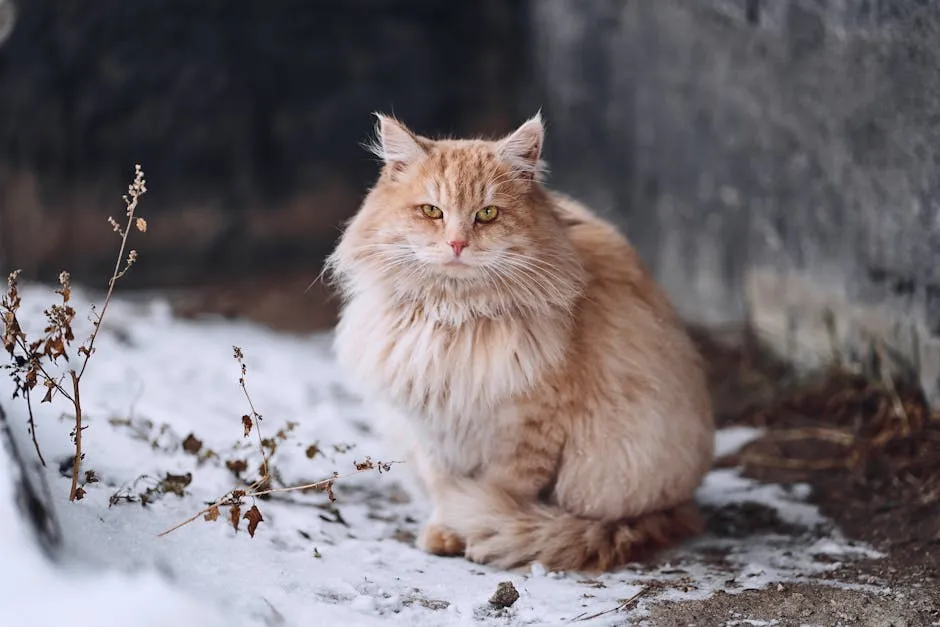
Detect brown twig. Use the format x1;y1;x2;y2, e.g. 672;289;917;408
24;384;45;466
740;453;854;471
233;346;269;478
76;165;145;381
874;340;916;437
762;426;857;446
68;371;83;500
571;586;648;622
156;462;400;538
12;334;74;403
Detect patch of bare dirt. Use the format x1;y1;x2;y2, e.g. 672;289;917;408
687;326;940;622
643;582;938;627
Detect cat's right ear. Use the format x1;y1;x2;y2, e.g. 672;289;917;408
368;113;428;177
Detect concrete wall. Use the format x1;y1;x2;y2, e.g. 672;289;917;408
532;0;940;405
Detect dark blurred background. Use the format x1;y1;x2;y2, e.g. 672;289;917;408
1;0;939;402
0;0;532;329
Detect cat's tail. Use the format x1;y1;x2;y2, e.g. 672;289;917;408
437;482;703;572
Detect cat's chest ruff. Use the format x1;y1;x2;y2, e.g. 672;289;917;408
335;292;567;418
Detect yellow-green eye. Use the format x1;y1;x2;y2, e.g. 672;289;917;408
421;204;443;219
476;206;499;223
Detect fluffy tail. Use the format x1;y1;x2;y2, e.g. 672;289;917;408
438;483;704;573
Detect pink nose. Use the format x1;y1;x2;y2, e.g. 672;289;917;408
449;240;467;256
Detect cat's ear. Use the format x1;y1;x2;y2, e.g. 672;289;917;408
497;112;545;181
369;113;428;176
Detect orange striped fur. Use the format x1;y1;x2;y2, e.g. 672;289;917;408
327;113;715;572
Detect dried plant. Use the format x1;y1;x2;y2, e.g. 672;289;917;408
159;345;398;538
0;163;395;531
1;165;148;501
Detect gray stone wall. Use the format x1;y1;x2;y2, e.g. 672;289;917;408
532;0;940;405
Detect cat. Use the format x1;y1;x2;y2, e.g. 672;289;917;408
326;112;715;572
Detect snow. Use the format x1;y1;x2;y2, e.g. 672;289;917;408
0;285;883;626
0;428;231;627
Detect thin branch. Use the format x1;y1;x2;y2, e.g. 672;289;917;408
763;426;857;446
571;586;648;622
239;366;269;479
68;371;83;501
242;463;399;499
24;387;45;467
156;462;401;538
76;193;138;381
740;452;854;471
13;334;74;404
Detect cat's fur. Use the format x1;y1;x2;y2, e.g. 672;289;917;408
326;112;715;572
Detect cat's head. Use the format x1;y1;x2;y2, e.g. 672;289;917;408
327;113;584;319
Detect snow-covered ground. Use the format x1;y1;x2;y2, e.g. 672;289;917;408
0;286;882;626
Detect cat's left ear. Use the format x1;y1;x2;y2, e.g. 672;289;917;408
497;112;545;181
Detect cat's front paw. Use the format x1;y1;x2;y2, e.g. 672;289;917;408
417;522;466;556
462;536;498;566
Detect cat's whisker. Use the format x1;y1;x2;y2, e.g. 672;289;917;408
496;250;590;304
494;262;561;307
500;258;569;290
495;253;572;294
499;249;572;276
479;265;512;314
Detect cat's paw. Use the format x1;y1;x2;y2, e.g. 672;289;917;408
462;537;497;565
417;522;466;556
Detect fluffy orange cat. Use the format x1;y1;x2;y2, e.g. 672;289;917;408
327;112;715;572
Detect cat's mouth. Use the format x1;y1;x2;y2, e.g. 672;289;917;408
438;258;478;277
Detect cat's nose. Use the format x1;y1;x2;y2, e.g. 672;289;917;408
449;240;468;257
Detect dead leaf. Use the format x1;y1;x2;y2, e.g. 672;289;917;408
204;505;220;522
135;217;148;232
160;472;192;498
242;414;252;437
261;438;277;457
229;502;241;532
24;367;37;390
305;444;321;459
182;433;203;455
226;459;248;476
41;379;55;403
244;504;264;538
276;421;298;440
323;479;336;502
44;336;66;361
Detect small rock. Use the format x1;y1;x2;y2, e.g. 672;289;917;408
489;581;520;608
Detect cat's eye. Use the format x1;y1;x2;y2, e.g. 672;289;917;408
476;206;499;223
421;204;443;219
